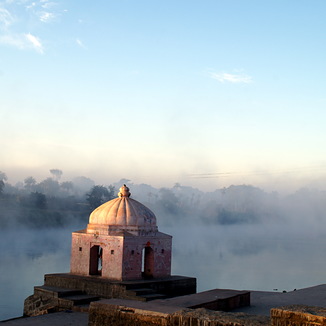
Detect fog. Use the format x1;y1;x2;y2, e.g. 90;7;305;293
1;222;326;320
0;229;72;320
167;223;326;291
1;172;326;320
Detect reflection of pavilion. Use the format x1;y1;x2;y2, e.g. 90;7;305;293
70;184;172;280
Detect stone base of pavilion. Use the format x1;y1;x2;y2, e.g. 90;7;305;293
43;273;197;300
24;273;197;316
24;273;250;317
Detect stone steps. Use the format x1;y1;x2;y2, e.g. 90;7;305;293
127;287;156;296
140;293;167;300
34;285;83;298
72;303;92;312
59;294;100;306
33;285;100;312
126;287;167;301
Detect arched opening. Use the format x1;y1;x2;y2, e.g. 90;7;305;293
142;246;154;279
89;245;102;276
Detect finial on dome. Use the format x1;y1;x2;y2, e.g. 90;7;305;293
118;184;131;198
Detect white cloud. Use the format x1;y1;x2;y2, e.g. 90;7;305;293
76;38;86;49
0;0;64;53
25;32;43;53
0;7;14;29
41;1;56;9
25;2;37;10
39;11;55;22
0;32;44;53
23;0;58;23
0;33;26;49
210;71;253;84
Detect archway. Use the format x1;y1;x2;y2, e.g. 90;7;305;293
89;245;102;276
142;246;154;279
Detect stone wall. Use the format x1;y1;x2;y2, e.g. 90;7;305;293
88;301;270;326
71;230;172;281
44;274;132;299
271;305;326;326
24;295;58;317
23;287;86;317
44;273;196;299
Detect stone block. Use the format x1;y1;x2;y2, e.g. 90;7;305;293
271;305;326;326
88;299;270;326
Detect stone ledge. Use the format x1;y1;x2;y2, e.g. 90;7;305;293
153;288;250;311
271;305;326;326
88;299;269;326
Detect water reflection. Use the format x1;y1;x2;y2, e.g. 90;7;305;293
1;223;326;320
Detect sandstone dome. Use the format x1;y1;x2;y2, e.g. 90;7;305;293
87;185;158;235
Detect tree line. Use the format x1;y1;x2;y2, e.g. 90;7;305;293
1;169;326;229
0;170;116;229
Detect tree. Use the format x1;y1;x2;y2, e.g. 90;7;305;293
50;169;63;181
24;176;36;191
0;180;4;196
61;181;74;193
157;188;180;215
107;185;115;199
30;192;47;209
0;171;7;182
86;185;115;210
72;176;95;195
38;178;60;196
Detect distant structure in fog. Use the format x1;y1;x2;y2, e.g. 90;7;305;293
70;184;172;280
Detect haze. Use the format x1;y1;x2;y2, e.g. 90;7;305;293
2;177;326;320
1;1;326;193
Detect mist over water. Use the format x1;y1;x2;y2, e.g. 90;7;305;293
1;221;326;320
0;228;72;320
1;176;326;320
165;222;326;292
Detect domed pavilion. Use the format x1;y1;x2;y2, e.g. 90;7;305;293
70;185;172;280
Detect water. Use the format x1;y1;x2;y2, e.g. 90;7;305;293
0;228;72;320
167;223;326;292
1;222;326;320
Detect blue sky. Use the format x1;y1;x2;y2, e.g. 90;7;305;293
1;0;326;191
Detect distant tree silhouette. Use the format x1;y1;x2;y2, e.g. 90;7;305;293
24;176;36;191
0;171;7;182
50;169;63;181
61;181;74;193
30;192;47;209
86;185;115;210
72;176;95;195
38;178;60;196
157;188;180;215
0;180;4;196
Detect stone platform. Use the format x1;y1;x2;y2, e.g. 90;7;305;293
10;284;326;326
92;288;250;314
43;273;196;299
88;299;266;326
23;273;197;317
152;288;250;311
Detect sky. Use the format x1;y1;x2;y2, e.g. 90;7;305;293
1;0;326;192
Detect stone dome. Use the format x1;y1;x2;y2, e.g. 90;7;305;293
87;185;158;235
